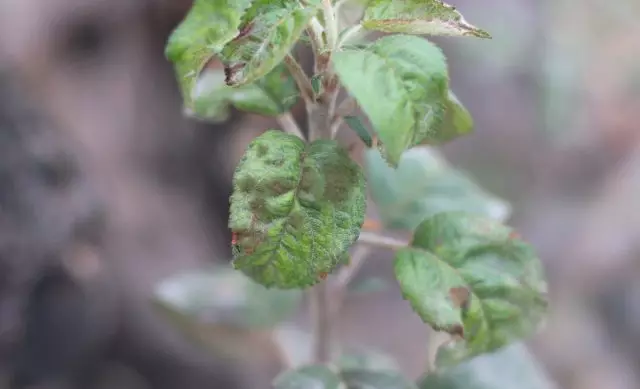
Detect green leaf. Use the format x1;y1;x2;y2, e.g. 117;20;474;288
362;0;490;38
220;2;317;86
341;369;418;389
333;35;449;166
311;74;323;95
418;342;557;389
394;212;547;366
343;116;373;148
165;0;253;107
337;351;400;372
348;277;390;294
274;365;345;389
229;130;366;289
423;91;474;145
153;265;302;329
192;63;299;120
365;147;510;231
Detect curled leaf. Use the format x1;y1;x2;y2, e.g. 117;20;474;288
333;35;449;166
165;0;253;107
220;2;316;86
362;0;490;38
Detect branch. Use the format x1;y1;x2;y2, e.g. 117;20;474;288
322;0;339;50
276;112;305;140
284;54;315;106
310;282;332;363
357;231;408;250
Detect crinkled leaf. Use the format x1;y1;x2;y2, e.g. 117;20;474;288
221;3;316;86
274;365;345;389
362;0;490;38
193;63;299;120
394;212;547;366
343;116;373;148
338;351;400;372
229;130;366;289
153;265;302;329
333;35;449;166
165;0;253;107
365;147;510;231
341;369;418;389
418;342;557;389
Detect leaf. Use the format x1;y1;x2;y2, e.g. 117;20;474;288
361;0;490;38
365;147;510;231
274;365;345;389
229;130;366;289
165;0;253;107
153;265;302;329
343;116;373;148
423;91;474;145
333;35;449;166
193;63;299;120
418;342;558;389
394;212;547;366
337;351;400;372
348;277;390;294
341;369;418;389
220;2;317;86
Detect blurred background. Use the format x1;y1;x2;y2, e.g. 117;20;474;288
0;0;638;388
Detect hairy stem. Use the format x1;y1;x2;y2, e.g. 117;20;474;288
310;282;332;363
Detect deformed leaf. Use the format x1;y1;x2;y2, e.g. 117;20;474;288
341;369;418;389
153;265;302;329
418;342;558;389
229;130;366;289
362;0;490;38
274;365;345;389
333;35;449;166
193;63;299;120
365;147;510;231
220;2;317;86
165;0;253;107
394;212;547;366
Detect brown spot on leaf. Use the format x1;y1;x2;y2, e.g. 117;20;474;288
449;324;465;338
232;21;254;42
224;63;246;85
449;286;470;309
509;231;521;240
318;272;328;280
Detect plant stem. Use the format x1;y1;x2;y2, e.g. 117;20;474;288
284;55;314;106
357;231;408;250
322;0;338;50
337;24;363;48
276;112;305;140
310;282;332;363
